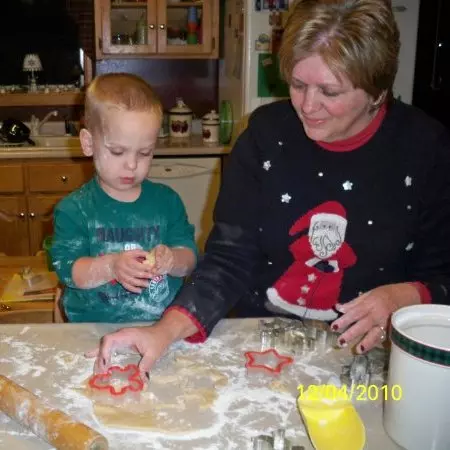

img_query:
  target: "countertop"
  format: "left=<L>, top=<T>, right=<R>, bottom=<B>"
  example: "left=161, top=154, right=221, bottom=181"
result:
left=0, top=135, right=230, bottom=160
left=0, top=318, right=401, bottom=449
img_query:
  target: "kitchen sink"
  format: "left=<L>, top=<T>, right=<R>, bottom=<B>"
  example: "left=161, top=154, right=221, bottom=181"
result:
left=32, top=136, right=80, bottom=148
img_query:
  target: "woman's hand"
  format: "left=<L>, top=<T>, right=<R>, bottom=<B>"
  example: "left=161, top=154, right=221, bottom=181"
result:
left=112, top=249, right=153, bottom=293
left=330, top=283, right=422, bottom=353
left=85, top=324, right=174, bottom=379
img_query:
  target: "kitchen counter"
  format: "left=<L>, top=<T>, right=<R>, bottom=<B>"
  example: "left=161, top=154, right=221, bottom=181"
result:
left=0, top=135, right=230, bottom=160
left=0, top=319, right=401, bottom=449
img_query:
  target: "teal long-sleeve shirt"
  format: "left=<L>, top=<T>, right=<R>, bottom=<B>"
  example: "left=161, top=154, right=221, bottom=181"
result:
left=50, top=177, right=197, bottom=323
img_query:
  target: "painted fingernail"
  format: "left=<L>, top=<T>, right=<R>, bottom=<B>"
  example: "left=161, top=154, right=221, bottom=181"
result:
left=102, top=358, right=106, bottom=366
left=145, top=372, right=150, bottom=380
left=331, top=324, right=338, bottom=331
left=338, top=338, right=346, bottom=347
left=360, top=345, right=365, bottom=353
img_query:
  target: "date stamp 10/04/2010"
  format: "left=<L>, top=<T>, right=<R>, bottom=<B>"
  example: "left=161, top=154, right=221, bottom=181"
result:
left=297, top=383, right=403, bottom=402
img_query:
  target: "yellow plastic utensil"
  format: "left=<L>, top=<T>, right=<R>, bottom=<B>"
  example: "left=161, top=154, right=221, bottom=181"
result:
left=297, top=384, right=366, bottom=450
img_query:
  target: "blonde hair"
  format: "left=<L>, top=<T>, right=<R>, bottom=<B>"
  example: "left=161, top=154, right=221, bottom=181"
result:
left=84, top=73, right=163, bottom=132
left=279, top=0, right=400, bottom=101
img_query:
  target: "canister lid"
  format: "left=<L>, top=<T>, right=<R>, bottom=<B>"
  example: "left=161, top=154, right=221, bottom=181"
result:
left=170, top=98, right=192, bottom=114
left=202, top=109, right=220, bottom=124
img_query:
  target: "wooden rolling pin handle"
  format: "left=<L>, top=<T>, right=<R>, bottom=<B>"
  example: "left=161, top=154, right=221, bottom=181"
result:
left=0, top=375, right=108, bottom=450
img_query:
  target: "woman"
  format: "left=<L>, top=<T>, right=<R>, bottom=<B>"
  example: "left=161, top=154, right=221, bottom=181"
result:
left=87, top=0, right=450, bottom=377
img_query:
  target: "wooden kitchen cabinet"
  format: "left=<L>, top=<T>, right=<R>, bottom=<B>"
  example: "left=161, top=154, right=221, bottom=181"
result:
left=0, top=160, right=94, bottom=256
left=95, top=0, right=219, bottom=59
left=0, top=196, right=29, bottom=256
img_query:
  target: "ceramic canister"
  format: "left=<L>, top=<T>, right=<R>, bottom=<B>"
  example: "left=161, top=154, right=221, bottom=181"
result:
left=383, top=304, right=450, bottom=450
left=202, top=109, right=220, bottom=143
left=169, top=98, right=193, bottom=138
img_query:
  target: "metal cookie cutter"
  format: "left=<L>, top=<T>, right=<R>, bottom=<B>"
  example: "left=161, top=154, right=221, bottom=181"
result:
left=258, top=318, right=339, bottom=355
left=340, top=354, right=371, bottom=387
left=259, top=318, right=293, bottom=351
left=245, top=348, right=293, bottom=377
left=340, top=347, right=389, bottom=387
left=252, top=429, right=305, bottom=450
left=88, top=363, right=145, bottom=404
left=286, top=321, right=338, bottom=355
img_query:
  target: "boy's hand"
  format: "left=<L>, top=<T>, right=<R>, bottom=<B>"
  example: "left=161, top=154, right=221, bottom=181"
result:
left=147, top=244, right=175, bottom=277
left=112, top=249, right=153, bottom=293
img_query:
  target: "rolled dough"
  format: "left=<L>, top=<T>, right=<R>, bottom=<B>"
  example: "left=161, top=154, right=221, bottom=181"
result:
left=82, top=356, right=228, bottom=433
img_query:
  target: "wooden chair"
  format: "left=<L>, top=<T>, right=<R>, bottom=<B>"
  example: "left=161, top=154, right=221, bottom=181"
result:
left=53, top=286, right=66, bottom=323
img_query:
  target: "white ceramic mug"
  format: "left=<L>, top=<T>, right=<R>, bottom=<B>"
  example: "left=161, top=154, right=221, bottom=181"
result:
left=383, top=304, right=450, bottom=450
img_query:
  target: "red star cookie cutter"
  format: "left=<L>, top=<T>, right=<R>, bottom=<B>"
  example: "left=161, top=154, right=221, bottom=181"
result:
left=244, top=348, right=293, bottom=376
left=88, top=364, right=144, bottom=396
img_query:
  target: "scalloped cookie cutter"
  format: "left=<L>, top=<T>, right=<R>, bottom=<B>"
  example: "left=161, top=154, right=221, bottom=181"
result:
left=88, top=364, right=144, bottom=401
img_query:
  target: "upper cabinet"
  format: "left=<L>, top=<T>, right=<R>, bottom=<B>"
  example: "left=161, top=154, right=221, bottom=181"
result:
left=95, top=0, right=219, bottom=59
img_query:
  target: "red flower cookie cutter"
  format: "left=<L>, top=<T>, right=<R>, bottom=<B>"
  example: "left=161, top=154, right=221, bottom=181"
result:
left=88, top=364, right=144, bottom=396
left=244, top=348, right=294, bottom=376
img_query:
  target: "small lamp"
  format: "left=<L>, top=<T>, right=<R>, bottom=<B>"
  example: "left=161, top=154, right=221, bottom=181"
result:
left=22, top=54, right=43, bottom=92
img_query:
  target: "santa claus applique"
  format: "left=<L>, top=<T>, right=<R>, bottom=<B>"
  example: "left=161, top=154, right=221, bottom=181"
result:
left=267, top=201, right=357, bottom=320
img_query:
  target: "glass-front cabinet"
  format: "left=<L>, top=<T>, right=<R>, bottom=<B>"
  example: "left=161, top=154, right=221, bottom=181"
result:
left=96, top=0, right=219, bottom=58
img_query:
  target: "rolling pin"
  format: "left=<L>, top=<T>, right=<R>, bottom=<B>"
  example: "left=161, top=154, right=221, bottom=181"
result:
left=0, top=374, right=108, bottom=450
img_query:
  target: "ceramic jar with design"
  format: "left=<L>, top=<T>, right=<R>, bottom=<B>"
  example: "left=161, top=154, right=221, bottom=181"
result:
left=202, top=109, right=220, bottom=143
left=169, top=98, right=193, bottom=138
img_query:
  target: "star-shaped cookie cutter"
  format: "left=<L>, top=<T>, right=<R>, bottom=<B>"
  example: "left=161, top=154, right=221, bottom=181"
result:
left=88, top=364, right=144, bottom=397
left=245, top=348, right=293, bottom=376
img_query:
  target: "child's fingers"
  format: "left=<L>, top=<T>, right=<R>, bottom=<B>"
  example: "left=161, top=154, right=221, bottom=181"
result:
left=121, top=281, right=143, bottom=294
left=127, top=249, right=152, bottom=259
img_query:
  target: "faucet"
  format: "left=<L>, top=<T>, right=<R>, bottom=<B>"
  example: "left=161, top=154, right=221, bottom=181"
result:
left=30, top=110, right=59, bottom=136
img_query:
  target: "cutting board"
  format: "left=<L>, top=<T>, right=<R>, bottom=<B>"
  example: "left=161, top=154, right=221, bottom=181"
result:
left=1, top=271, right=58, bottom=302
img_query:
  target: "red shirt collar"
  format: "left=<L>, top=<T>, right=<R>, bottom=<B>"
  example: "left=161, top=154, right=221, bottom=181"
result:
left=316, top=102, right=387, bottom=152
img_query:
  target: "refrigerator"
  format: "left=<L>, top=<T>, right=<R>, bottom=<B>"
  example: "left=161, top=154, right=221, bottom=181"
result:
left=219, top=0, right=422, bottom=142
left=219, top=0, right=291, bottom=143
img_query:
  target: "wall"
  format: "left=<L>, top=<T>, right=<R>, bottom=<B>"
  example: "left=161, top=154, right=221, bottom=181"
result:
left=96, top=59, right=218, bottom=118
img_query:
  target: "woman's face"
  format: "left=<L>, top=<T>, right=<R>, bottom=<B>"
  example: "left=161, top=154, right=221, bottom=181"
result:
left=290, top=54, right=375, bottom=143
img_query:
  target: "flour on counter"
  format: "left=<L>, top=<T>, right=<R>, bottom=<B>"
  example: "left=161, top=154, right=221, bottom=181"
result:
left=0, top=321, right=391, bottom=450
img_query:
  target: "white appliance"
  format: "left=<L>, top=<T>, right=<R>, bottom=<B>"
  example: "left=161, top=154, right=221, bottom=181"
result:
left=219, top=0, right=291, bottom=142
left=148, top=157, right=221, bottom=252
left=219, top=0, right=420, bottom=141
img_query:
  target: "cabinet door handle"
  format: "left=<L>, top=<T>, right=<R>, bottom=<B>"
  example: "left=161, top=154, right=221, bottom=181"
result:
left=18, top=212, right=26, bottom=219
left=61, top=175, right=68, bottom=182
left=29, top=212, right=35, bottom=219
left=159, top=24, right=165, bottom=30
left=149, top=24, right=155, bottom=29
left=0, top=303, right=11, bottom=311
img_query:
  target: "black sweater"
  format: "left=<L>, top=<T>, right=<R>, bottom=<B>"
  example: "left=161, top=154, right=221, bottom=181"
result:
left=170, top=99, right=450, bottom=338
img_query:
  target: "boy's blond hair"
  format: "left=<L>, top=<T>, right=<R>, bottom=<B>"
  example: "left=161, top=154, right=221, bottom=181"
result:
left=84, top=73, right=163, bottom=132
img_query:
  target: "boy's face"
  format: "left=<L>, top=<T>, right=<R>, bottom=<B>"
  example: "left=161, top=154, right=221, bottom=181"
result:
left=80, top=108, right=161, bottom=201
